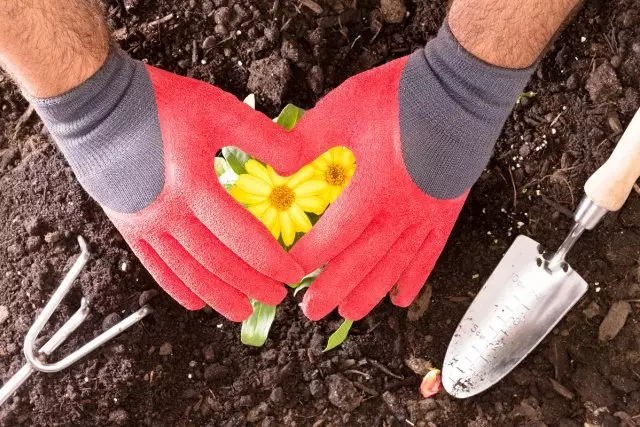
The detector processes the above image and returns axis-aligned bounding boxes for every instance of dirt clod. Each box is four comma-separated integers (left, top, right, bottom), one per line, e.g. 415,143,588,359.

382,391,407,421
247,54,291,106
585,63,622,103
108,408,129,426
269,387,285,405
43,231,61,244
326,374,362,411
138,289,159,306
404,355,432,376
380,0,406,24
102,312,122,331
598,300,631,342
572,366,616,407
309,378,326,398
158,342,173,356
246,402,269,422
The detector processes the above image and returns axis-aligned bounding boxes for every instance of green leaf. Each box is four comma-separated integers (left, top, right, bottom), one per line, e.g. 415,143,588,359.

275,104,305,130
222,146,250,174
290,267,322,293
241,300,277,347
215,156,230,177
516,91,537,104
324,319,353,352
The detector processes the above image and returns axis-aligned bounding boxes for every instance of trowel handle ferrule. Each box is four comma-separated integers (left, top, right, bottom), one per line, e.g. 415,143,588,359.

573,196,608,230
584,108,640,212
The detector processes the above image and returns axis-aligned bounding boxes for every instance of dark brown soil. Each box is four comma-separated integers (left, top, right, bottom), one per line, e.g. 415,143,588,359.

1,0,640,426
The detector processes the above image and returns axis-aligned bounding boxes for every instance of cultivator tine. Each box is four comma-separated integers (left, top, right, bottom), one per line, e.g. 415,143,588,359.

0,236,153,407
0,300,89,406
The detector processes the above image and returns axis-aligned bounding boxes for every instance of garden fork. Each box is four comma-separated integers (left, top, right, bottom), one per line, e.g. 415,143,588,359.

0,236,153,407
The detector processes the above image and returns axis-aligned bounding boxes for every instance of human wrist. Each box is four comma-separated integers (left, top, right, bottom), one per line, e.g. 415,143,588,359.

447,0,583,69
0,0,109,97
399,23,535,199
30,49,165,214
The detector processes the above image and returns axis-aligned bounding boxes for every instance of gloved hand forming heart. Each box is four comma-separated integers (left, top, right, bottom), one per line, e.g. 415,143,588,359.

266,23,533,321
32,48,304,322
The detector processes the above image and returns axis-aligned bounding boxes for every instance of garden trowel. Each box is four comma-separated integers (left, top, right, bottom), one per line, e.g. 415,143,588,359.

443,108,640,398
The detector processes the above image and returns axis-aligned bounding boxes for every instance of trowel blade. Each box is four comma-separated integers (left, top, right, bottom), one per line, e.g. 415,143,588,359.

442,235,588,398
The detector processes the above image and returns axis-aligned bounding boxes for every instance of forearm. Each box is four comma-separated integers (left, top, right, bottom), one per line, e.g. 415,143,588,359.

0,0,109,97
448,0,584,69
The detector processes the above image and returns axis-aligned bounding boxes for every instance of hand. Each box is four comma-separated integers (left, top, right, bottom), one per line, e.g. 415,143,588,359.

286,24,533,320
31,50,304,321
103,65,307,320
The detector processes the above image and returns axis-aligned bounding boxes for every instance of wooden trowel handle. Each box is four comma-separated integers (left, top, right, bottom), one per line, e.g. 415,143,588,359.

584,108,640,211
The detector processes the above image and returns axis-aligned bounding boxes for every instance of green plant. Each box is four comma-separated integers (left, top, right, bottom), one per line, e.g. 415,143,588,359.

215,97,354,350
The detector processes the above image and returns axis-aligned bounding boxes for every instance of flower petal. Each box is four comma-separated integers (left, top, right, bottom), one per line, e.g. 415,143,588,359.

267,165,286,186
296,195,329,215
236,174,272,196
293,180,328,197
244,159,271,184
287,165,315,189
312,155,328,171
289,204,312,233
338,148,356,168
280,211,296,246
261,206,280,239
346,166,356,179
247,200,271,218
328,185,341,203
322,150,334,163
230,186,268,204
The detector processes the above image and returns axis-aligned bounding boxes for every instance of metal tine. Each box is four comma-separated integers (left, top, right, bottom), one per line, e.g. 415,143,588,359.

23,236,153,373
0,300,89,406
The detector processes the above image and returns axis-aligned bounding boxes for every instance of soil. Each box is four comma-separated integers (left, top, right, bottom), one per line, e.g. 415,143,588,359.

1,0,640,426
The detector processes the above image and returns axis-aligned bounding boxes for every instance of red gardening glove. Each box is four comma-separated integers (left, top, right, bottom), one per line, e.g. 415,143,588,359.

284,25,531,320
286,56,465,320
105,66,304,321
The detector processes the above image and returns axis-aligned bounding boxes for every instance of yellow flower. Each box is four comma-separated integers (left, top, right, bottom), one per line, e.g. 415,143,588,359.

311,147,356,203
230,159,329,247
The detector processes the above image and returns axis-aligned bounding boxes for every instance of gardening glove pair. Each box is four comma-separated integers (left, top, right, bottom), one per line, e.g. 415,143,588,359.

30,47,303,321
285,23,535,320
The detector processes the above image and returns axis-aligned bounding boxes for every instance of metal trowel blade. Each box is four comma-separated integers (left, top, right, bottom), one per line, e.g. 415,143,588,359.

442,235,588,398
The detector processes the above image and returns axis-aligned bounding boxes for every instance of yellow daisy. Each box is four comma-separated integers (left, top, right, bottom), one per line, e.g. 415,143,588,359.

230,159,329,247
311,147,356,203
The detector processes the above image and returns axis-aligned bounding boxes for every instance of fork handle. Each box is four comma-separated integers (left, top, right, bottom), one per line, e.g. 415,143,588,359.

584,108,640,211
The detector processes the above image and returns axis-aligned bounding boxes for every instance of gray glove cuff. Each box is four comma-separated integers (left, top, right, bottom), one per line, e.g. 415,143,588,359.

400,23,535,199
28,48,165,213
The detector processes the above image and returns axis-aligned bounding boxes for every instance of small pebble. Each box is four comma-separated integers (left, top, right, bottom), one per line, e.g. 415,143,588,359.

139,289,159,307
0,305,9,325
159,342,173,356
102,313,122,331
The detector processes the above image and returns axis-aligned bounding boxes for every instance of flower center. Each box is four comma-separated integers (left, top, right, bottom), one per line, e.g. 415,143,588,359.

269,185,295,210
325,164,346,186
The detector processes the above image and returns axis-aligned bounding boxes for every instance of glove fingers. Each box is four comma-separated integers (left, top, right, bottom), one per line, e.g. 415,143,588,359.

338,226,427,321
231,113,306,177
130,239,205,310
190,184,304,284
391,230,448,308
290,188,375,274
171,214,287,306
301,214,403,321
149,233,253,321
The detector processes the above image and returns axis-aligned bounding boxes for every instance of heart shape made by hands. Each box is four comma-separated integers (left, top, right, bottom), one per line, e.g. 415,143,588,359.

219,144,357,249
